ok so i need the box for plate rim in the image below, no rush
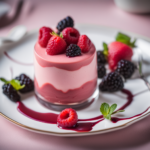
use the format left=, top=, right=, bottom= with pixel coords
left=1, top=24, right=150, bottom=136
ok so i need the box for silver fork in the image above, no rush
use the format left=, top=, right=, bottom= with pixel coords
left=137, top=48, right=150, bottom=90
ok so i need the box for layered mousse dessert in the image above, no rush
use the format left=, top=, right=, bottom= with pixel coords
left=34, top=16, right=98, bottom=109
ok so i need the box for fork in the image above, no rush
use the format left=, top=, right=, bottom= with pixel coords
left=137, top=48, right=150, bottom=90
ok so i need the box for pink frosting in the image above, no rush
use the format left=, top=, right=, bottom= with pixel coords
left=34, top=42, right=96, bottom=71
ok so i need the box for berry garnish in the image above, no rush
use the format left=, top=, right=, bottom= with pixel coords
left=0, top=78, right=24, bottom=102
left=96, top=42, right=108, bottom=64
left=46, top=32, right=67, bottom=55
left=66, top=44, right=81, bottom=57
left=108, top=41, right=133, bottom=71
left=97, top=51, right=107, bottom=64
left=99, top=72, right=124, bottom=92
left=0, top=78, right=25, bottom=90
left=57, top=108, right=78, bottom=128
left=56, top=16, right=74, bottom=33
left=116, top=32, right=136, bottom=48
left=115, top=60, right=136, bottom=79
left=100, top=103, right=124, bottom=120
left=38, top=26, right=53, bottom=47
left=62, top=27, right=80, bottom=45
left=97, top=64, right=106, bottom=78
left=77, top=35, right=92, bottom=53
left=15, top=74, right=34, bottom=93
left=2, top=84, right=21, bottom=102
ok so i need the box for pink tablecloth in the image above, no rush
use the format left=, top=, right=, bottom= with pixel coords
left=0, top=0, right=150, bottom=150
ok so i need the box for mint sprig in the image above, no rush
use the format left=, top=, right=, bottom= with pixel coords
left=101, top=42, right=109, bottom=60
left=116, top=32, right=136, bottom=48
left=100, top=103, right=125, bottom=120
left=0, top=78, right=25, bottom=91
left=51, top=31, right=63, bottom=38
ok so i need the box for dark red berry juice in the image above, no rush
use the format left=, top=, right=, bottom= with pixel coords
left=17, top=89, right=149, bottom=132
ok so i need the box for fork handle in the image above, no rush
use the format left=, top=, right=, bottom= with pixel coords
left=141, top=77, right=150, bottom=91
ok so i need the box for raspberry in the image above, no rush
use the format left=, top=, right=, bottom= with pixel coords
left=97, top=64, right=106, bottom=78
left=56, top=16, right=74, bottom=32
left=62, top=27, right=80, bottom=45
left=77, top=35, right=92, bottom=53
left=46, top=32, right=67, bottom=55
left=108, top=41, right=133, bottom=71
left=15, top=74, right=34, bottom=93
left=66, top=44, right=81, bottom=57
left=38, top=27, right=53, bottom=47
left=97, top=51, right=107, bottom=64
left=115, top=60, right=136, bottom=79
left=2, top=84, right=20, bottom=102
left=57, top=108, right=78, bottom=128
left=99, top=72, right=124, bottom=92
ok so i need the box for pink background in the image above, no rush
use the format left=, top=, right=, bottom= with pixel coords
left=0, top=0, right=150, bottom=150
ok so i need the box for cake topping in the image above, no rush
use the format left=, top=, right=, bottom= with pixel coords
left=46, top=32, right=67, bottom=55
left=2, top=84, right=21, bottom=102
left=77, top=35, right=92, bottom=53
left=56, top=16, right=74, bottom=33
left=100, top=103, right=124, bottom=120
left=0, top=78, right=24, bottom=102
left=66, top=44, right=81, bottom=57
left=62, top=27, right=80, bottom=45
left=38, top=26, right=53, bottom=48
left=57, top=108, right=78, bottom=128
left=97, top=64, right=106, bottom=78
left=108, top=41, right=133, bottom=71
left=0, top=74, right=34, bottom=101
left=97, top=51, right=107, bottom=64
left=15, top=74, right=34, bottom=93
left=115, top=59, right=136, bottom=79
left=99, top=72, right=124, bottom=92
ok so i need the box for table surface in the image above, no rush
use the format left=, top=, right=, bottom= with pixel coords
left=0, top=0, right=150, bottom=150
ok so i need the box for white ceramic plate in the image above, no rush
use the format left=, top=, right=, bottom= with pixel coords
left=0, top=24, right=150, bottom=137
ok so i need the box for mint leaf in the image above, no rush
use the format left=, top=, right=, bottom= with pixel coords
left=108, top=104, right=117, bottom=115
left=103, top=42, right=108, bottom=51
left=105, top=114, right=111, bottom=120
left=60, top=32, right=63, bottom=38
left=116, top=32, right=136, bottom=48
left=112, top=110, right=125, bottom=115
left=0, top=78, right=9, bottom=84
left=51, top=31, right=63, bottom=38
left=10, top=79, right=25, bottom=91
left=100, top=103, right=125, bottom=120
left=102, top=42, right=109, bottom=59
left=100, top=103, right=109, bottom=117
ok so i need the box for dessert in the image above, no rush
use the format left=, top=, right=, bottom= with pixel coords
left=34, top=17, right=98, bottom=107
left=34, top=36, right=97, bottom=105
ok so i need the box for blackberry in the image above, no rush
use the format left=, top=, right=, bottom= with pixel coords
left=15, top=74, right=34, bottom=93
left=56, top=16, right=74, bottom=32
left=99, top=72, right=124, bottom=92
left=66, top=44, right=81, bottom=57
left=97, top=51, right=107, bottom=64
left=115, top=60, right=136, bottom=79
left=97, top=64, right=106, bottom=78
left=2, top=84, right=20, bottom=102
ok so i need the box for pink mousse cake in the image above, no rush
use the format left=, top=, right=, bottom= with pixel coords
left=34, top=42, right=97, bottom=104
